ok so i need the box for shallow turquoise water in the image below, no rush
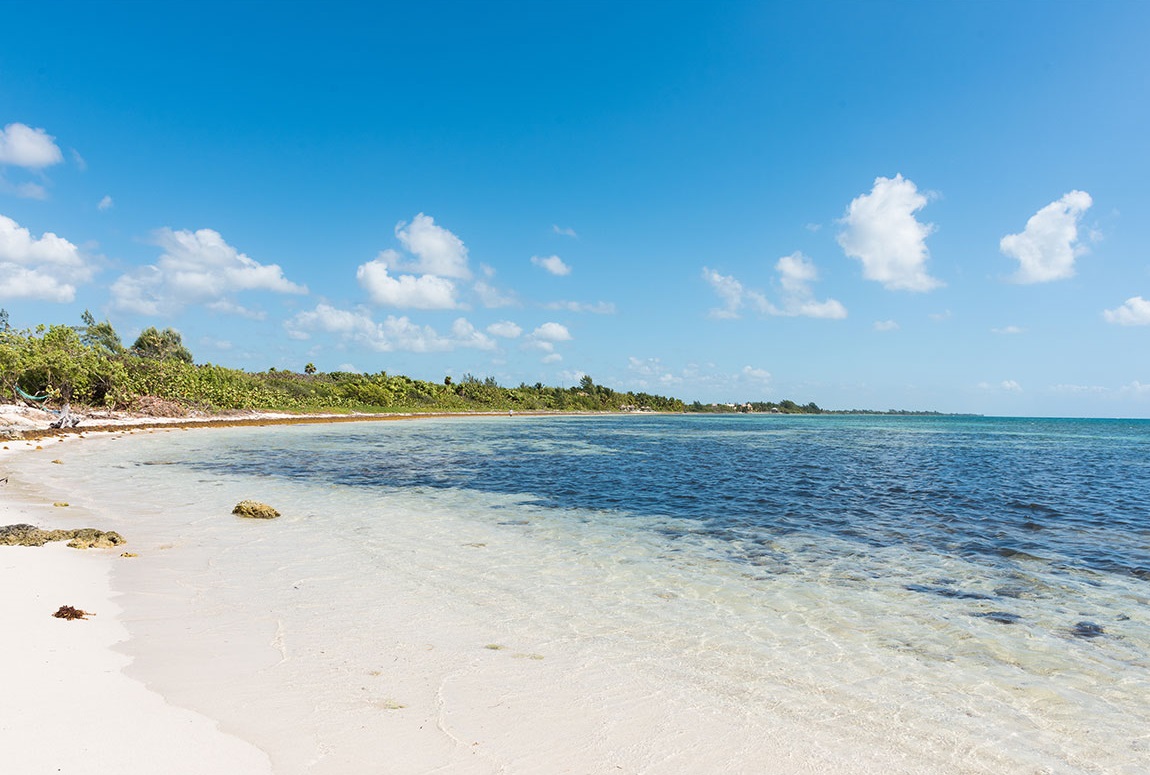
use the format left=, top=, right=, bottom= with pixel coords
left=13, top=414, right=1150, bottom=773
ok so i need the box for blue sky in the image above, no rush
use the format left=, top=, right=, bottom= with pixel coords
left=2, top=1, right=1149, bottom=416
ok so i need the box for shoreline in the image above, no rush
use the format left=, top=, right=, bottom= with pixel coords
left=6, top=413, right=1141, bottom=772
left=1, top=402, right=640, bottom=443
left=0, top=515, right=274, bottom=773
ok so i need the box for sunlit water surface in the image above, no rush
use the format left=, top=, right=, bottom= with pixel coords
left=15, top=414, right=1150, bottom=773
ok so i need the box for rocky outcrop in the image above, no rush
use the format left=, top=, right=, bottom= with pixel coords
left=0, top=523, right=126, bottom=549
left=232, top=500, right=281, bottom=519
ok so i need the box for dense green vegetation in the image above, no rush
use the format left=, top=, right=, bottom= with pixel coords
left=0, top=312, right=954, bottom=417
left=0, top=313, right=685, bottom=414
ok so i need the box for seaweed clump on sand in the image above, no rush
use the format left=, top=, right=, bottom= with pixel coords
left=232, top=500, right=281, bottom=519
left=0, top=523, right=126, bottom=549
left=52, top=605, right=93, bottom=620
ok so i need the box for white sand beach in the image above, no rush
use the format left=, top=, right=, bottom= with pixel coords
left=0, top=421, right=887, bottom=775
left=0, top=531, right=274, bottom=774
left=3, top=412, right=1144, bottom=774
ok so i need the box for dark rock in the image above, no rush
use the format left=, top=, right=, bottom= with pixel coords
left=974, top=611, right=1022, bottom=624
left=1, top=524, right=125, bottom=549
left=232, top=500, right=281, bottom=519
left=1072, top=621, right=1105, bottom=639
left=0, top=524, right=53, bottom=546
left=66, top=529, right=126, bottom=549
left=905, top=583, right=993, bottom=600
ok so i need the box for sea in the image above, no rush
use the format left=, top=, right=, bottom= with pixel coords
left=12, top=414, right=1150, bottom=774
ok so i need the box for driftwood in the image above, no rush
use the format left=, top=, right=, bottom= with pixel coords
left=48, top=403, right=82, bottom=429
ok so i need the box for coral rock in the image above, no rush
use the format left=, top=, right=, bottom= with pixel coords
left=232, top=500, right=281, bottom=519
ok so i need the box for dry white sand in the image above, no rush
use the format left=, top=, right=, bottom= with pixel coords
left=0, top=540, right=274, bottom=774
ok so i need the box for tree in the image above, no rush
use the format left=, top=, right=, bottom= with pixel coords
left=443, top=375, right=452, bottom=386
left=305, top=362, right=317, bottom=375
left=131, top=327, right=193, bottom=363
left=0, top=308, right=9, bottom=332
left=579, top=374, right=594, bottom=392
left=79, top=310, right=124, bottom=355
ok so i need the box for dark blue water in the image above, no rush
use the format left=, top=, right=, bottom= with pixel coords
left=187, top=414, right=1150, bottom=584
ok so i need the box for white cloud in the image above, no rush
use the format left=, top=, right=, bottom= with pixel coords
left=1001, top=191, right=1093, bottom=283
left=976, top=380, right=1023, bottom=393
left=991, top=325, right=1024, bottom=335
left=742, top=365, right=772, bottom=382
left=390, top=213, right=471, bottom=279
left=531, top=322, right=572, bottom=342
left=542, top=353, right=563, bottom=363
left=356, top=257, right=459, bottom=309
left=703, top=255, right=845, bottom=320
left=773, top=252, right=847, bottom=318
left=552, top=225, right=578, bottom=238
left=285, top=304, right=495, bottom=353
left=486, top=321, right=523, bottom=338
left=627, top=356, right=683, bottom=387
left=545, top=300, right=616, bottom=314
left=1103, top=296, right=1150, bottom=326
left=98, top=195, right=113, bottom=211
left=110, top=227, right=307, bottom=315
left=874, top=320, right=899, bottom=331
left=449, top=318, right=496, bottom=350
left=1, top=180, right=48, bottom=200
left=837, top=174, right=942, bottom=292
left=206, top=299, right=266, bottom=320
left=0, top=214, right=94, bottom=302
left=702, top=268, right=763, bottom=318
left=525, top=321, right=572, bottom=352
left=1052, top=383, right=1108, bottom=394
left=0, top=123, right=63, bottom=168
left=531, top=254, right=571, bottom=276
left=473, top=279, right=517, bottom=308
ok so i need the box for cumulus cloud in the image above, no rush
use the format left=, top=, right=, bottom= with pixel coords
left=525, top=322, right=573, bottom=352
left=110, top=227, right=306, bottom=315
left=486, top=321, right=523, bottom=338
left=531, top=254, right=571, bottom=276
left=1001, top=191, right=1093, bottom=283
left=542, top=353, right=563, bottom=363
left=0, top=123, right=63, bottom=168
left=837, top=174, right=942, bottom=292
left=1002, top=380, right=1023, bottom=392
left=98, top=195, right=113, bottom=211
left=532, top=322, right=572, bottom=341
left=387, top=213, right=471, bottom=279
left=703, top=255, right=845, bottom=320
left=874, top=320, right=899, bottom=331
left=285, top=304, right=495, bottom=352
left=773, top=252, right=847, bottom=318
left=1103, top=296, right=1150, bottom=326
left=0, top=214, right=94, bottom=302
left=552, top=225, right=577, bottom=238
left=356, top=257, right=459, bottom=309
left=545, top=300, right=616, bottom=314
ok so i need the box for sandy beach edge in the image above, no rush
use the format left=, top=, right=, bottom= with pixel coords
left=0, top=407, right=614, bottom=774
left=0, top=409, right=416, bottom=774
left=0, top=538, right=275, bottom=774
